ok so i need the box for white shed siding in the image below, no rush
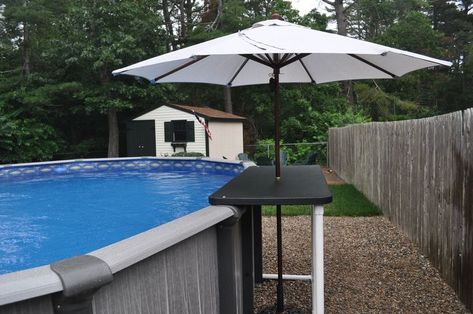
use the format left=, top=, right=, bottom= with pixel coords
left=134, top=106, right=206, bottom=156
left=208, top=121, right=243, bottom=160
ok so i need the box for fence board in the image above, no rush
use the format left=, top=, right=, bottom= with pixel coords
left=329, top=109, right=473, bottom=310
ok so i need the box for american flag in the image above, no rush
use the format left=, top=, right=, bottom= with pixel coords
left=193, top=111, right=212, bottom=140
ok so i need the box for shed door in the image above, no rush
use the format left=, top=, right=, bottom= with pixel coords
left=126, top=121, right=156, bottom=157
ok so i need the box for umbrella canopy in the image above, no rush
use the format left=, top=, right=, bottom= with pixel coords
left=113, top=19, right=451, bottom=86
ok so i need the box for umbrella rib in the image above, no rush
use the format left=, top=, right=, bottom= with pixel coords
left=348, top=54, right=398, bottom=78
left=279, top=53, right=310, bottom=68
left=227, top=58, right=250, bottom=86
left=299, top=59, right=316, bottom=84
left=279, top=53, right=292, bottom=65
left=154, top=55, right=209, bottom=82
left=239, top=32, right=285, bottom=51
left=240, top=54, right=273, bottom=68
left=264, top=53, right=276, bottom=66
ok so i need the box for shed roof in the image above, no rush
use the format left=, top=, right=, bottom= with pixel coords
left=167, top=104, right=246, bottom=121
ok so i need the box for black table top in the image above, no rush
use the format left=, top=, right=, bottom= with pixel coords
left=209, top=165, right=332, bottom=206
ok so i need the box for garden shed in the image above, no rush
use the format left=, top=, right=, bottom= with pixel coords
left=127, top=104, right=245, bottom=159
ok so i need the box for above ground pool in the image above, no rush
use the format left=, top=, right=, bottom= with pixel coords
left=0, top=158, right=244, bottom=275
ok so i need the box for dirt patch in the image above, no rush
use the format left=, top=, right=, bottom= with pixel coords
left=321, top=166, right=345, bottom=185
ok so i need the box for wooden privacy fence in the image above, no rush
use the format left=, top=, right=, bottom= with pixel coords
left=328, top=108, right=473, bottom=310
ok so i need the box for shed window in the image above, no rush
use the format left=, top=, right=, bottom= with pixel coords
left=164, top=120, right=195, bottom=142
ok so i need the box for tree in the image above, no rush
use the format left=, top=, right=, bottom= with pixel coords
left=299, top=9, right=329, bottom=30
left=0, top=0, right=71, bottom=162
left=347, top=0, right=425, bottom=40
left=322, top=0, right=355, bottom=104
left=427, top=0, right=473, bottom=111
left=160, top=0, right=204, bottom=50
left=244, top=0, right=301, bottom=22
left=374, top=11, right=445, bottom=106
left=55, top=0, right=168, bottom=157
left=0, top=0, right=465, bottom=163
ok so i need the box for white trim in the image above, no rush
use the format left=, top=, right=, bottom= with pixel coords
left=0, top=156, right=250, bottom=169
left=90, top=206, right=235, bottom=273
left=0, top=266, right=62, bottom=306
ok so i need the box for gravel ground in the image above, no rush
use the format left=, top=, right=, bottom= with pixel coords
left=254, top=216, right=469, bottom=313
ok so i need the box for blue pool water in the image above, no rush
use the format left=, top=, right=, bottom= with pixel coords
left=0, top=170, right=235, bottom=274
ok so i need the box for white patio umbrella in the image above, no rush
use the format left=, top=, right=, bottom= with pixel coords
left=113, top=17, right=451, bottom=177
left=113, top=16, right=451, bottom=313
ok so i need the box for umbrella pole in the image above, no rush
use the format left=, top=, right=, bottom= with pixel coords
left=274, top=66, right=281, bottom=179
left=273, top=65, right=284, bottom=313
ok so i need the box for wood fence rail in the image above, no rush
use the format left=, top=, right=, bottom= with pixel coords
left=329, top=108, right=473, bottom=310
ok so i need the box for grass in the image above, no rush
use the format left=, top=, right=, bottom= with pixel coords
left=262, top=184, right=381, bottom=217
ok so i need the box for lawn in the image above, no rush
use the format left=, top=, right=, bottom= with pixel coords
left=262, top=184, right=381, bottom=217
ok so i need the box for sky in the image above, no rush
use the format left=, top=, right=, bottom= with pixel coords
left=289, top=0, right=327, bottom=16
left=288, top=0, right=335, bottom=30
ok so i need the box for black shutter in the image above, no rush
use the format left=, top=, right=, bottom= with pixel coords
left=186, top=121, right=195, bottom=142
left=164, top=121, right=173, bottom=142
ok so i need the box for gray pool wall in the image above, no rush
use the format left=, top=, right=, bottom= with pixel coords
left=0, top=157, right=255, bottom=314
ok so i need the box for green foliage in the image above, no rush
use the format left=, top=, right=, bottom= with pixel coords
left=171, top=152, right=205, bottom=157
left=220, top=0, right=253, bottom=31
left=282, top=109, right=370, bottom=142
left=0, top=0, right=469, bottom=164
left=251, top=138, right=279, bottom=161
left=250, top=138, right=323, bottom=165
left=60, top=138, right=107, bottom=159
left=355, top=83, right=435, bottom=120
left=250, top=103, right=369, bottom=164
left=298, top=9, right=329, bottom=30
left=262, top=184, right=382, bottom=216
left=244, top=0, right=298, bottom=22
left=55, top=0, right=167, bottom=111
left=0, top=106, right=61, bottom=163
left=348, top=0, right=426, bottom=40
left=0, top=0, right=173, bottom=162
left=376, top=11, right=443, bottom=56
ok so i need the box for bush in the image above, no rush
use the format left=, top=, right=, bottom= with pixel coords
left=171, top=151, right=205, bottom=157
left=250, top=107, right=369, bottom=164
left=250, top=138, right=326, bottom=165
left=0, top=115, right=61, bottom=164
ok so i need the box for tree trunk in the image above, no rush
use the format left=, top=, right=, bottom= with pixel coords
left=343, top=81, right=354, bottom=104
left=100, top=69, right=119, bottom=158
left=209, top=0, right=223, bottom=30
left=107, top=108, right=119, bottom=158
left=224, top=86, right=232, bottom=113
left=179, top=0, right=187, bottom=43
left=323, top=0, right=354, bottom=105
left=334, top=0, right=347, bottom=36
left=461, top=0, right=472, bottom=14
left=185, top=0, right=195, bottom=32
left=162, top=0, right=176, bottom=51
left=22, top=21, right=31, bottom=77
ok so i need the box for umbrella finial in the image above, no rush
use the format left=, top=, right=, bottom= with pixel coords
left=271, top=12, right=283, bottom=20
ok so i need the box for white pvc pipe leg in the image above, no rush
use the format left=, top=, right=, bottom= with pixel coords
left=312, top=205, right=324, bottom=314
left=262, top=273, right=312, bottom=281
